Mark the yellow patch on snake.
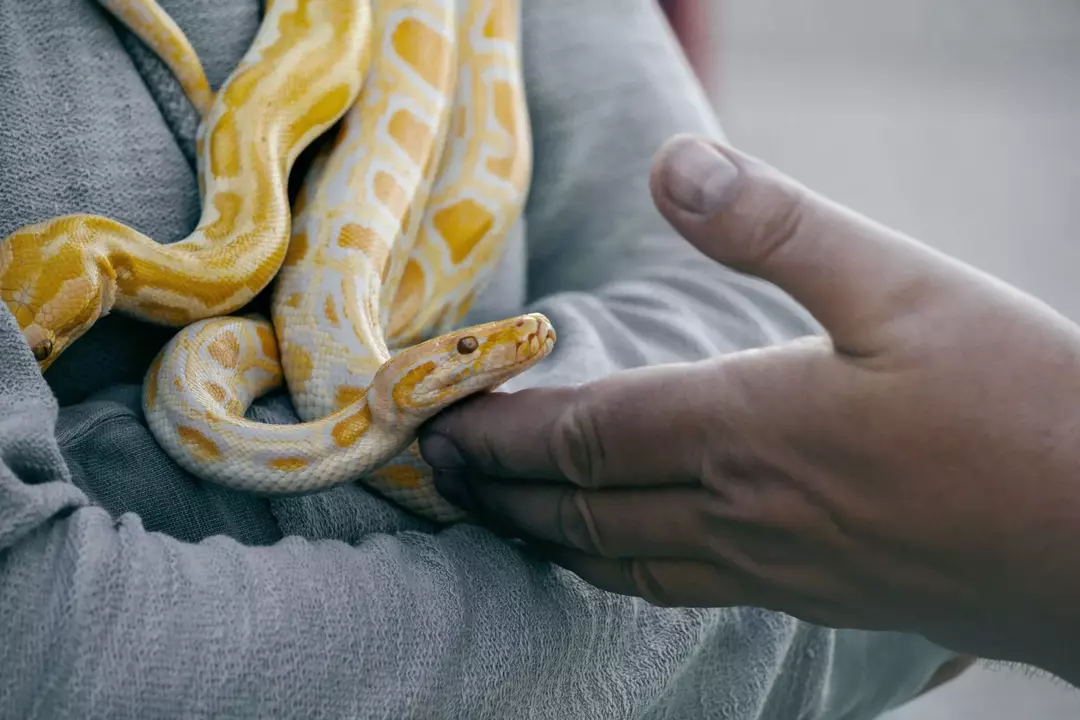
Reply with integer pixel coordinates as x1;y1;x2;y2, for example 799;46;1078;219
256;324;278;361
334;385;366;411
203;382;229;404
331;405;373;447
490;80;517;134
486;82;519;179
397;207;414;246
203;192;244;241
284;84;354;149
483;2;514;40
283;231;308;266
386;260;424;339
209;111;242;178
177;425;222;460
388;109;435;166
392;18;450;89
433;200;494;264
374;172;408;216
144;352;164;409
282;344;313;389
133;300;202;326
268;457;310;472
323;295;340;327
372;463;426;489
391;361;437;409
109;254;244;312
285;292;302;308
337;223;380;254
207;332;241;369
448;105;466;139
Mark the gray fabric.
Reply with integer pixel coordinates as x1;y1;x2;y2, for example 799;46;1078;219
0;0;958;717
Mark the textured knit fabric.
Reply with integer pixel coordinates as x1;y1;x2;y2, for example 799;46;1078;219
0;0;957;717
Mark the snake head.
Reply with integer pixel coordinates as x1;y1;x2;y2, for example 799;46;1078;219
0;222;117;372
374;312;556;423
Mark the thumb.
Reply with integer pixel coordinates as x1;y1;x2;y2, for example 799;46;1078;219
650;135;953;354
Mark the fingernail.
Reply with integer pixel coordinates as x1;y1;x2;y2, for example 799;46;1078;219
664;138;740;216
418;432;465;469
434;470;476;511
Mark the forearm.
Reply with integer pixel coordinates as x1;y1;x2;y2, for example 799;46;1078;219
5;504;625;716
1025;491;1080;684
9;478;886;718
0;329;949;720
998;568;1080;685
1023;625;1080;687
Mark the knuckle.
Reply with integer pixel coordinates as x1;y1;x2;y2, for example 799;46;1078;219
556;489;606;556
629;560;676;607
736;165;812;269
476;424;510;473
548;390;607;488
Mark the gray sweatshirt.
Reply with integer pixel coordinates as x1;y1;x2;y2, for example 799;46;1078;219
0;0;957;717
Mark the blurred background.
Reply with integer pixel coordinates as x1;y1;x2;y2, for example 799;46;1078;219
660;0;1080;717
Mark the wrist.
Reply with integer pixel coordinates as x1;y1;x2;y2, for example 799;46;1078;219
932;557;1080;686
989;576;1080;687
1019;613;1080;687
993;488;1080;685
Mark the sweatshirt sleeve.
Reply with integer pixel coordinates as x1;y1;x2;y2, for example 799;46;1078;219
0;301;951;719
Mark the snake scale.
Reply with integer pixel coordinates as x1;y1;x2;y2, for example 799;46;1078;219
0;0;553;524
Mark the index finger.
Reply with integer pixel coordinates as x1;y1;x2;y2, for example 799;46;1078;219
418;360;726;487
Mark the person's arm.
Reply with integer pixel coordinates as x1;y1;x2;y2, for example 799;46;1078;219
0;297;954;718
420;134;1080;688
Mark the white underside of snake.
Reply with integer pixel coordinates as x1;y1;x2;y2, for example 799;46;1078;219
0;0;553;524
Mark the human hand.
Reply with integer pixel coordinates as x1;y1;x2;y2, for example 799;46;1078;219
417;135;1080;682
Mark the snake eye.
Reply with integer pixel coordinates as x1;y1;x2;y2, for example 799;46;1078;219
456;336;478;355
31;338;53;363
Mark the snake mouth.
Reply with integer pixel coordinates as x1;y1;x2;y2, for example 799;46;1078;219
513;320;556;365
407;314;556;405
501;313;556;372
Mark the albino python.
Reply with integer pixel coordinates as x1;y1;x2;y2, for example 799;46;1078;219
0;0;551;523
0;0;372;369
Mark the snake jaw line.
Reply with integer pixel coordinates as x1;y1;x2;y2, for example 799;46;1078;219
4;232;120;371
387;313;556;412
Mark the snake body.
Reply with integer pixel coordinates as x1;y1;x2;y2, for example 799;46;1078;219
275;0;461;424
95;0;214;117
143;310;552;521
385;0;532;346
125;0;548;522
0;0;371;369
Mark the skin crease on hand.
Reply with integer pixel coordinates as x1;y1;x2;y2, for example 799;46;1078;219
417;133;1080;687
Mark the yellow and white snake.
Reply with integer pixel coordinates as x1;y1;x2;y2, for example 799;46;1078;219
0;0;553;523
